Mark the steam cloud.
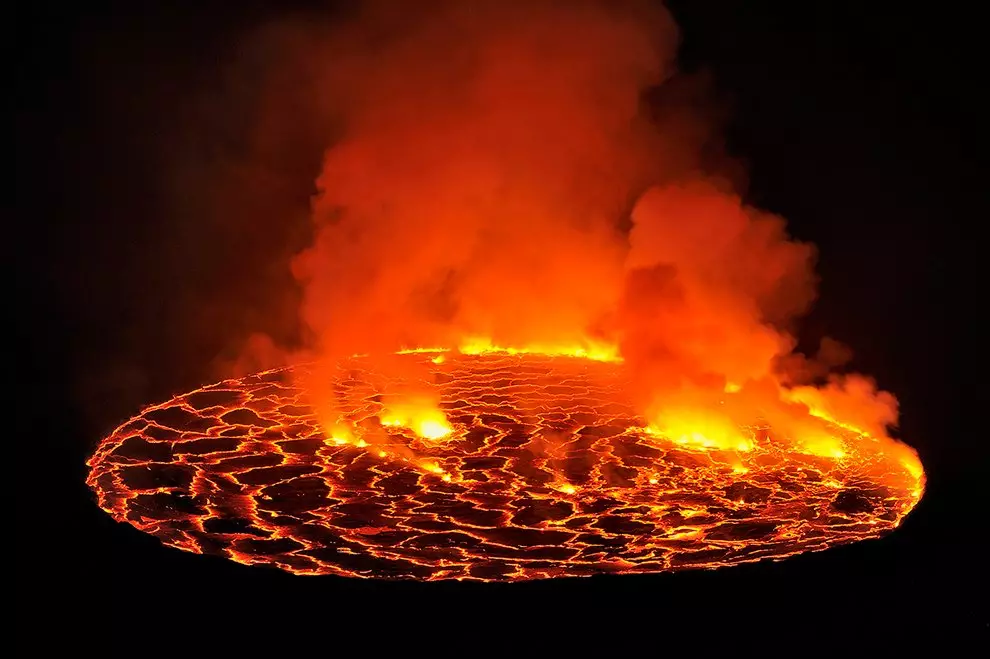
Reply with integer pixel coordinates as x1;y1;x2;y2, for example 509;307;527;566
234;0;907;457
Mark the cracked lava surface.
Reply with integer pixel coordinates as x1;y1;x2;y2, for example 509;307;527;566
87;352;923;581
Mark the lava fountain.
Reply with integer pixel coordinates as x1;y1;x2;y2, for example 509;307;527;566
87;349;923;581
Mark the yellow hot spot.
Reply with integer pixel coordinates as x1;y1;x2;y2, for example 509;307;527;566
667;528;702;540
798;434;847;459
647;413;753;452
380;403;452;440
378;451;387;458
899;452;925;480
329;423;354;445
417;418;452;440
782;389;872;438
457;337;493;354
431;355;446;364
456;337;621;362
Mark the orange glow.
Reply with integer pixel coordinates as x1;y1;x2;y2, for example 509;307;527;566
379;396;452;440
88;354;924;581
394;338;623;363
86;1;925;582
457;337;621;362
329;424;353;445
417;419;453;440
900;452;925;480
380;413;451;440
279;3;918;532
647;411;753;452
795;433;847;459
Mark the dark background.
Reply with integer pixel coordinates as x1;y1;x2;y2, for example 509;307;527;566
16;0;976;636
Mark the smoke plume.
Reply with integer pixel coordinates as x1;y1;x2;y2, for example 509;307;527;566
240;0;910;459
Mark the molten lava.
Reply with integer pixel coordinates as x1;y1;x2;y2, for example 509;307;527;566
87;351;923;581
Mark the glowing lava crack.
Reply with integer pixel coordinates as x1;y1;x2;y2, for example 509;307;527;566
87;353;923;581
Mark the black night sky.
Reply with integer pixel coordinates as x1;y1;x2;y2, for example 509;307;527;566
16;1;976;638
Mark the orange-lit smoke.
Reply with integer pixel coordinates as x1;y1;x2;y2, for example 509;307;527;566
282;0;916;468
291;1;677;356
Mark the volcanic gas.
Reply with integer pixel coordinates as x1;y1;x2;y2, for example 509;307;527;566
87;0;924;580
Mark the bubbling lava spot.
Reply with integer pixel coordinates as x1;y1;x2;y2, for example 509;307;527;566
379;400;453;440
647;413;753;453
87;352;923;581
